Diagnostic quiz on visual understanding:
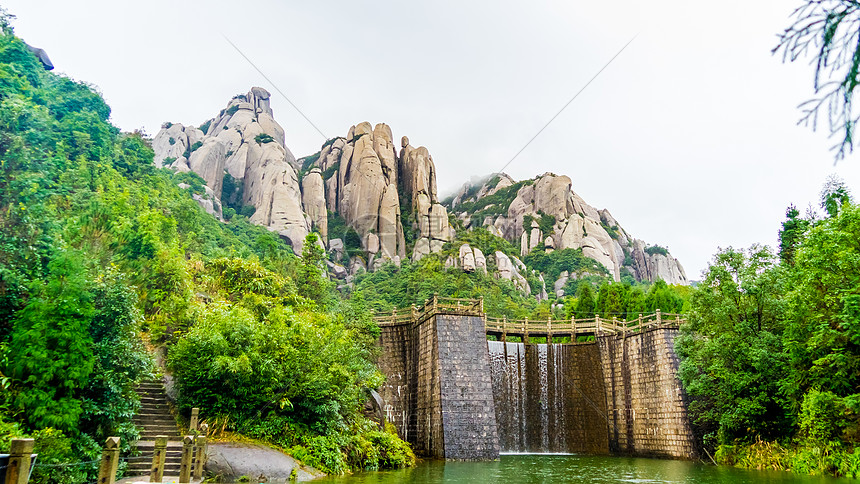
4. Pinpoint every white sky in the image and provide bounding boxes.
[6,0,860,279]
